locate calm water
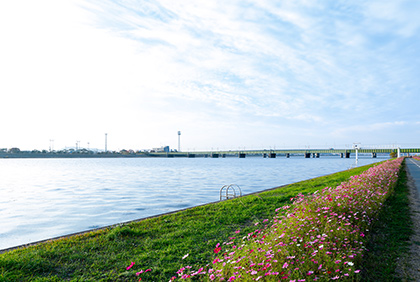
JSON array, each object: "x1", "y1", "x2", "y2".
[{"x1": 0, "y1": 156, "x2": 386, "y2": 250}]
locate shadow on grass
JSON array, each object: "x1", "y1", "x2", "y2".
[{"x1": 359, "y1": 160, "x2": 413, "y2": 282}]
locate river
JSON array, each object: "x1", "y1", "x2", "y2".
[{"x1": 0, "y1": 155, "x2": 386, "y2": 250}]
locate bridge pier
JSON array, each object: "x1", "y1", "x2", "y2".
[
  {"x1": 269, "y1": 153, "x2": 276, "y2": 158},
  {"x1": 371, "y1": 152, "x2": 377, "y2": 158},
  {"x1": 239, "y1": 153, "x2": 246, "y2": 158},
  {"x1": 345, "y1": 151, "x2": 350, "y2": 158},
  {"x1": 211, "y1": 153, "x2": 219, "y2": 158},
  {"x1": 263, "y1": 153, "x2": 267, "y2": 158},
  {"x1": 305, "y1": 153, "x2": 311, "y2": 158},
  {"x1": 187, "y1": 153, "x2": 195, "y2": 158},
  {"x1": 340, "y1": 153, "x2": 344, "y2": 158},
  {"x1": 286, "y1": 153, "x2": 290, "y2": 158}
]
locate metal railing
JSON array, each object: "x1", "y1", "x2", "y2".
[{"x1": 220, "y1": 184, "x2": 242, "y2": 201}]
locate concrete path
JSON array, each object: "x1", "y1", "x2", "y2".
[
  {"x1": 405, "y1": 158, "x2": 420, "y2": 204},
  {"x1": 397, "y1": 158, "x2": 420, "y2": 279}
]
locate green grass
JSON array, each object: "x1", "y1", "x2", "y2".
[
  {"x1": 358, "y1": 159, "x2": 413, "y2": 282},
  {"x1": 0, "y1": 161, "x2": 404, "y2": 282}
]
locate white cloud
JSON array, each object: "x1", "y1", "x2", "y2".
[
  {"x1": 364, "y1": 0, "x2": 420, "y2": 38},
  {"x1": 1, "y1": 0, "x2": 420, "y2": 150}
]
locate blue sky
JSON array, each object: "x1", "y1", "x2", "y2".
[{"x1": 1, "y1": 0, "x2": 419, "y2": 151}]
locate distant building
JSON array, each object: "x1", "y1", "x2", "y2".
[{"x1": 151, "y1": 146, "x2": 170, "y2": 153}]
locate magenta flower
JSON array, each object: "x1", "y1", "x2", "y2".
[
  {"x1": 171, "y1": 158, "x2": 403, "y2": 281},
  {"x1": 126, "y1": 262, "x2": 135, "y2": 270}
]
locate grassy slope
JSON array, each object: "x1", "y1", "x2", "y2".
[{"x1": 1, "y1": 162, "x2": 405, "y2": 282}]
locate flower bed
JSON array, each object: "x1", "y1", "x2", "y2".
[{"x1": 170, "y1": 158, "x2": 403, "y2": 281}]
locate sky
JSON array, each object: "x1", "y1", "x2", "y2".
[{"x1": 1, "y1": 0, "x2": 420, "y2": 152}]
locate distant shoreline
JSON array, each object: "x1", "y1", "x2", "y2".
[
  {"x1": 0, "y1": 152, "x2": 154, "y2": 159},
  {"x1": 0, "y1": 152, "x2": 391, "y2": 159}
]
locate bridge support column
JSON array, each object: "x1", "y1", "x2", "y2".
[
  {"x1": 340, "y1": 153, "x2": 344, "y2": 158},
  {"x1": 397, "y1": 147, "x2": 401, "y2": 158},
  {"x1": 212, "y1": 153, "x2": 219, "y2": 158},
  {"x1": 263, "y1": 153, "x2": 267, "y2": 158},
  {"x1": 305, "y1": 153, "x2": 311, "y2": 158},
  {"x1": 188, "y1": 153, "x2": 195, "y2": 158},
  {"x1": 315, "y1": 153, "x2": 320, "y2": 158},
  {"x1": 239, "y1": 153, "x2": 246, "y2": 158},
  {"x1": 345, "y1": 152, "x2": 350, "y2": 158},
  {"x1": 286, "y1": 153, "x2": 290, "y2": 158},
  {"x1": 371, "y1": 152, "x2": 377, "y2": 158},
  {"x1": 269, "y1": 153, "x2": 276, "y2": 158}
]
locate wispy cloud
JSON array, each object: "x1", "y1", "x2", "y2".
[{"x1": 1, "y1": 0, "x2": 419, "y2": 149}]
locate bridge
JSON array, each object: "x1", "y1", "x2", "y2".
[{"x1": 152, "y1": 147, "x2": 420, "y2": 158}]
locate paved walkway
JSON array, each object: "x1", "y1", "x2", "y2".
[
  {"x1": 406, "y1": 158, "x2": 420, "y2": 204},
  {"x1": 397, "y1": 158, "x2": 420, "y2": 279}
]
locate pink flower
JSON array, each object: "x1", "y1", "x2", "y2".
[
  {"x1": 283, "y1": 262, "x2": 289, "y2": 269},
  {"x1": 126, "y1": 262, "x2": 135, "y2": 270},
  {"x1": 210, "y1": 274, "x2": 215, "y2": 280}
]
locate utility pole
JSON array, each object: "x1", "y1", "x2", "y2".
[
  {"x1": 105, "y1": 133, "x2": 108, "y2": 153},
  {"x1": 178, "y1": 131, "x2": 181, "y2": 152}
]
